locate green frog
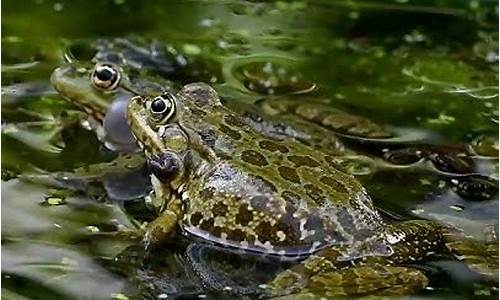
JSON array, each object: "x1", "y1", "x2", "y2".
[
  {"x1": 21, "y1": 61, "x2": 174, "y2": 202},
  {"x1": 127, "y1": 83, "x2": 497, "y2": 298}
]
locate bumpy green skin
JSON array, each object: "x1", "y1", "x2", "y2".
[{"x1": 127, "y1": 83, "x2": 458, "y2": 296}]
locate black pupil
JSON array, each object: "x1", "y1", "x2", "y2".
[
  {"x1": 96, "y1": 67, "x2": 113, "y2": 81},
  {"x1": 151, "y1": 98, "x2": 167, "y2": 113}
]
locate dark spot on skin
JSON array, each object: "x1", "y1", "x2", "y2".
[
  {"x1": 212, "y1": 202, "x2": 228, "y2": 217},
  {"x1": 217, "y1": 152, "x2": 233, "y2": 161},
  {"x1": 323, "y1": 155, "x2": 345, "y2": 171},
  {"x1": 278, "y1": 166, "x2": 301, "y2": 184},
  {"x1": 199, "y1": 129, "x2": 217, "y2": 149},
  {"x1": 212, "y1": 226, "x2": 223, "y2": 238},
  {"x1": 236, "y1": 205, "x2": 254, "y2": 226},
  {"x1": 287, "y1": 155, "x2": 320, "y2": 168},
  {"x1": 304, "y1": 184, "x2": 325, "y2": 205},
  {"x1": 219, "y1": 124, "x2": 242, "y2": 140},
  {"x1": 241, "y1": 150, "x2": 268, "y2": 166},
  {"x1": 224, "y1": 114, "x2": 247, "y2": 128},
  {"x1": 255, "y1": 175, "x2": 277, "y2": 192},
  {"x1": 281, "y1": 191, "x2": 301, "y2": 205},
  {"x1": 320, "y1": 176, "x2": 348, "y2": 194},
  {"x1": 258, "y1": 140, "x2": 289, "y2": 153},
  {"x1": 274, "y1": 221, "x2": 300, "y2": 246},
  {"x1": 199, "y1": 187, "x2": 215, "y2": 199},
  {"x1": 189, "y1": 106, "x2": 207, "y2": 117},
  {"x1": 199, "y1": 218, "x2": 215, "y2": 232},
  {"x1": 227, "y1": 228, "x2": 247, "y2": 242},
  {"x1": 190, "y1": 212, "x2": 204, "y2": 226},
  {"x1": 255, "y1": 221, "x2": 274, "y2": 243}
]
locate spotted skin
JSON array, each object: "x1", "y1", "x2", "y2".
[
  {"x1": 127, "y1": 83, "x2": 497, "y2": 297},
  {"x1": 128, "y1": 83, "x2": 386, "y2": 257}
]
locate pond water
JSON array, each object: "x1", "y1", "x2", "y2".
[{"x1": 2, "y1": 1, "x2": 498, "y2": 299}]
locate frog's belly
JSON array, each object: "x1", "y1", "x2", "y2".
[{"x1": 181, "y1": 224, "x2": 332, "y2": 258}]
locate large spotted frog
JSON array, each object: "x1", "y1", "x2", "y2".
[{"x1": 127, "y1": 83, "x2": 496, "y2": 298}]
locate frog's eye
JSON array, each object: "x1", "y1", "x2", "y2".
[
  {"x1": 149, "y1": 93, "x2": 176, "y2": 124},
  {"x1": 91, "y1": 63, "x2": 121, "y2": 91}
]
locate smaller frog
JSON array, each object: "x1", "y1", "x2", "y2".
[
  {"x1": 51, "y1": 61, "x2": 174, "y2": 151},
  {"x1": 31, "y1": 62, "x2": 172, "y2": 201},
  {"x1": 127, "y1": 83, "x2": 497, "y2": 298}
]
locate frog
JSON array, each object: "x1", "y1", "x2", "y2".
[
  {"x1": 126, "y1": 83, "x2": 497, "y2": 298},
  {"x1": 21, "y1": 60, "x2": 175, "y2": 202}
]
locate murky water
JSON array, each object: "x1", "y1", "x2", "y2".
[{"x1": 2, "y1": 1, "x2": 498, "y2": 299}]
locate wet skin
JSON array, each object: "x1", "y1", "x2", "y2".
[{"x1": 127, "y1": 83, "x2": 496, "y2": 297}]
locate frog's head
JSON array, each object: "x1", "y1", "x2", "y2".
[
  {"x1": 127, "y1": 83, "x2": 221, "y2": 182},
  {"x1": 50, "y1": 62, "x2": 130, "y2": 121}
]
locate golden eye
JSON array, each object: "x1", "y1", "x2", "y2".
[
  {"x1": 91, "y1": 63, "x2": 120, "y2": 91},
  {"x1": 149, "y1": 93, "x2": 176, "y2": 124}
]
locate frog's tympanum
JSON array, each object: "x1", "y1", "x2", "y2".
[{"x1": 128, "y1": 83, "x2": 497, "y2": 297}]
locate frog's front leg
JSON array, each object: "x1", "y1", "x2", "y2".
[
  {"x1": 266, "y1": 220, "x2": 442, "y2": 298},
  {"x1": 143, "y1": 151, "x2": 185, "y2": 245}
]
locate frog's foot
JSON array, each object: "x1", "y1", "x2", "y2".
[
  {"x1": 266, "y1": 262, "x2": 427, "y2": 298},
  {"x1": 443, "y1": 229, "x2": 499, "y2": 281}
]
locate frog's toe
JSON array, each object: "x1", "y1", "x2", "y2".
[{"x1": 266, "y1": 265, "x2": 428, "y2": 298}]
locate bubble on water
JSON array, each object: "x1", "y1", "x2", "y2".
[
  {"x1": 349, "y1": 11, "x2": 360, "y2": 20},
  {"x1": 450, "y1": 205, "x2": 464, "y2": 212},
  {"x1": 53, "y1": 2, "x2": 63, "y2": 12},
  {"x1": 404, "y1": 30, "x2": 426, "y2": 43},
  {"x1": 199, "y1": 18, "x2": 218, "y2": 28}
]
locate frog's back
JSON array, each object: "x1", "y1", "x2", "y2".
[{"x1": 178, "y1": 84, "x2": 386, "y2": 256}]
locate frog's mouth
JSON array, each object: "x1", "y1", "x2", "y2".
[{"x1": 51, "y1": 64, "x2": 111, "y2": 122}]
